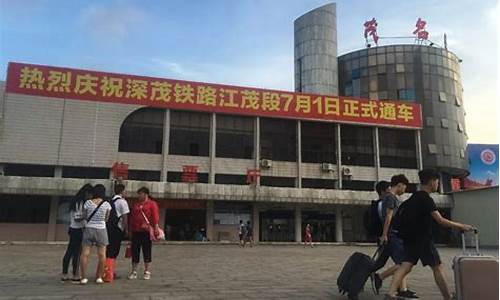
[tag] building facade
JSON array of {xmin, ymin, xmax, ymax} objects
[{"xmin": 0, "ymin": 4, "xmax": 458, "ymax": 242}]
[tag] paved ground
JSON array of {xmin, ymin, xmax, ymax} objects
[{"xmin": 0, "ymin": 244, "xmax": 497, "ymax": 300}]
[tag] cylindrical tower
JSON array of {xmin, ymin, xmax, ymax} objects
[
  {"xmin": 294, "ymin": 3, "xmax": 338, "ymax": 96},
  {"xmin": 338, "ymin": 45, "xmax": 468, "ymax": 189}
]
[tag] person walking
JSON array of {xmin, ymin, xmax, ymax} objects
[
  {"xmin": 244, "ymin": 221, "xmax": 254, "ymax": 247},
  {"xmin": 79, "ymin": 184, "xmax": 112, "ymax": 285},
  {"xmin": 61, "ymin": 184, "xmax": 93, "ymax": 283},
  {"xmin": 238, "ymin": 220, "xmax": 245, "ymax": 247},
  {"xmin": 304, "ymin": 224, "xmax": 313, "ymax": 248},
  {"xmin": 127, "ymin": 187, "xmax": 160, "ymax": 280},
  {"xmin": 371, "ymin": 175, "xmax": 418, "ymax": 298},
  {"xmin": 384, "ymin": 169, "xmax": 474, "ymax": 300},
  {"xmin": 105, "ymin": 183, "xmax": 130, "ymax": 280}
]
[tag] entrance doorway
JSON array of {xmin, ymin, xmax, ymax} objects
[
  {"xmin": 164, "ymin": 209, "xmax": 206, "ymax": 241},
  {"xmin": 259, "ymin": 210, "xmax": 294, "ymax": 242},
  {"xmin": 302, "ymin": 211, "xmax": 336, "ymax": 242}
]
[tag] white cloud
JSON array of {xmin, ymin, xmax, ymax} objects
[{"xmin": 79, "ymin": 3, "xmax": 146, "ymax": 44}]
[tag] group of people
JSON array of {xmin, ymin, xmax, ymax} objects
[
  {"xmin": 238, "ymin": 220, "xmax": 254, "ymax": 247},
  {"xmin": 369, "ymin": 169, "xmax": 474, "ymax": 300},
  {"xmin": 61, "ymin": 183, "xmax": 161, "ymax": 284}
]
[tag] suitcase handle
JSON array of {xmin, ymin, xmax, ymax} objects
[{"xmin": 461, "ymin": 228, "xmax": 479, "ymax": 255}]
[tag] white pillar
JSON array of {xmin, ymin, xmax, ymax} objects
[
  {"xmin": 254, "ymin": 117, "xmax": 261, "ymax": 186},
  {"xmin": 335, "ymin": 205, "xmax": 343, "ymax": 242},
  {"xmin": 374, "ymin": 127, "xmax": 380, "ymax": 181},
  {"xmin": 294, "ymin": 206, "xmax": 302, "ymax": 242},
  {"xmin": 46, "ymin": 196, "xmax": 59, "ymax": 241},
  {"xmin": 252, "ymin": 203, "xmax": 259, "ymax": 242},
  {"xmin": 336, "ymin": 124, "xmax": 342, "ymax": 189},
  {"xmin": 416, "ymin": 130, "xmax": 423, "ymax": 170},
  {"xmin": 161, "ymin": 110, "xmax": 170, "ymax": 181},
  {"xmin": 206, "ymin": 200, "xmax": 214, "ymax": 241},
  {"xmin": 209, "ymin": 113, "xmax": 216, "ymax": 184},
  {"xmin": 297, "ymin": 120, "xmax": 302, "ymax": 188}
]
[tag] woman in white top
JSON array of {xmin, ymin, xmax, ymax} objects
[
  {"xmin": 79, "ymin": 184, "xmax": 112, "ymax": 284},
  {"xmin": 61, "ymin": 184, "xmax": 93, "ymax": 282}
]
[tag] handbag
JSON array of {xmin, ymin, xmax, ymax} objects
[
  {"xmin": 124, "ymin": 245, "xmax": 132, "ymax": 258},
  {"xmin": 139, "ymin": 206, "xmax": 165, "ymax": 241}
]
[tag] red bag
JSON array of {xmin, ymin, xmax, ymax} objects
[
  {"xmin": 103, "ymin": 258, "xmax": 115, "ymax": 283},
  {"xmin": 125, "ymin": 245, "xmax": 132, "ymax": 258}
]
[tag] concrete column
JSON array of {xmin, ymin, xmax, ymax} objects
[
  {"xmin": 252, "ymin": 203, "xmax": 259, "ymax": 242},
  {"xmin": 374, "ymin": 127, "xmax": 381, "ymax": 181},
  {"xmin": 209, "ymin": 113, "xmax": 216, "ymax": 184},
  {"xmin": 416, "ymin": 130, "xmax": 423, "ymax": 170},
  {"xmin": 46, "ymin": 196, "xmax": 59, "ymax": 241},
  {"xmin": 159, "ymin": 208, "xmax": 166, "ymax": 230},
  {"xmin": 161, "ymin": 109, "xmax": 171, "ymax": 182},
  {"xmin": 206, "ymin": 200, "xmax": 214, "ymax": 242},
  {"xmin": 294, "ymin": 206, "xmax": 302, "ymax": 242},
  {"xmin": 335, "ymin": 205, "xmax": 343, "ymax": 242},
  {"xmin": 335, "ymin": 124, "xmax": 342, "ymax": 189},
  {"xmin": 254, "ymin": 117, "xmax": 261, "ymax": 186},
  {"xmin": 297, "ymin": 120, "xmax": 302, "ymax": 188},
  {"xmin": 47, "ymin": 167, "xmax": 63, "ymax": 241}
]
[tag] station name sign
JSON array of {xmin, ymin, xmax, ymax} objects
[{"xmin": 6, "ymin": 62, "xmax": 422, "ymax": 128}]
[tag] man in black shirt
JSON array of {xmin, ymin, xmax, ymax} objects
[{"xmin": 384, "ymin": 169, "xmax": 474, "ymax": 300}]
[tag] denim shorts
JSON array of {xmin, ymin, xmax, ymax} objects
[
  {"xmin": 82, "ymin": 227, "xmax": 108, "ymax": 247},
  {"xmin": 387, "ymin": 233, "xmax": 405, "ymax": 265}
]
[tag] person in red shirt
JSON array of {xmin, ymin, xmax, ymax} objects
[{"xmin": 127, "ymin": 187, "xmax": 160, "ymax": 280}]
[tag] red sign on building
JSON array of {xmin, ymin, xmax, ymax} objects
[
  {"xmin": 181, "ymin": 165, "xmax": 199, "ymax": 183},
  {"xmin": 6, "ymin": 62, "xmax": 423, "ymax": 129},
  {"xmin": 364, "ymin": 18, "xmax": 379, "ymax": 46},
  {"xmin": 413, "ymin": 18, "xmax": 429, "ymax": 41},
  {"xmin": 111, "ymin": 162, "xmax": 129, "ymax": 180}
]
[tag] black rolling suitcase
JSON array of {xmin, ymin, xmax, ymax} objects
[{"xmin": 337, "ymin": 247, "xmax": 381, "ymax": 300}]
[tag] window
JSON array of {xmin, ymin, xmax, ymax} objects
[
  {"xmin": 302, "ymin": 178, "xmax": 336, "ymax": 189},
  {"xmin": 426, "ymin": 117, "xmax": 435, "ymax": 126},
  {"xmin": 119, "ymin": 108, "xmax": 164, "ymax": 154},
  {"xmin": 441, "ymin": 119, "xmax": 449, "ymax": 128},
  {"xmin": 62, "ymin": 167, "xmax": 109, "ymax": 179},
  {"xmin": 460, "ymin": 149, "xmax": 465, "ymax": 158},
  {"xmin": 301, "ymin": 121, "xmax": 336, "ymax": 163},
  {"xmin": 0, "ymin": 195, "xmax": 51, "ymax": 223},
  {"xmin": 379, "ymin": 128, "xmax": 417, "ymax": 169},
  {"xmin": 260, "ymin": 118, "xmax": 296, "ymax": 162},
  {"xmin": 455, "ymin": 96, "xmax": 462, "ymax": 106},
  {"xmin": 215, "ymin": 174, "xmax": 247, "ymax": 185},
  {"xmin": 344, "ymin": 82, "xmax": 353, "ymax": 96},
  {"xmin": 439, "ymin": 92, "xmax": 447, "ymax": 102},
  {"xmin": 169, "ymin": 111, "xmax": 210, "ymax": 156},
  {"xmin": 377, "ymin": 74, "xmax": 387, "ymax": 90},
  {"xmin": 167, "ymin": 172, "xmax": 209, "ymax": 183},
  {"xmin": 128, "ymin": 170, "xmax": 161, "ymax": 181},
  {"xmin": 4, "ymin": 164, "xmax": 54, "ymax": 177},
  {"xmin": 397, "ymin": 89, "xmax": 416, "ymax": 101},
  {"xmin": 342, "ymin": 180, "xmax": 375, "ymax": 191},
  {"xmin": 428, "ymin": 144, "xmax": 438, "ymax": 154},
  {"xmin": 341, "ymin": 125, "xmax": 374, "ymax": 166},
  {"xmin": 260, "ymin": 176, "xmax": 296, "ymax": 187},
  {"xmin": 457, "ymin": 123, "xmax": 464, "ymax": 132},
  {"xmin": 443, "ymin": 146, "xmax": 452, "ymax": 156},
  {"xmin": 352, "ymin": 68, "xmax": 361, "ymax": 79},
  {"xmin": 216, "ymin": 115, "xmax": 253, "ymax": 159},
  {"xmin": 396, "ymin": 64, "xmax": 405, "ymax": 73}
]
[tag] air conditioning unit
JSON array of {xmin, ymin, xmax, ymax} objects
[
  {"xmin": 342, "ymin": 167, "xmax": 352, "ymax": 176},
  {"xmin": 260, "ymin": 159, "xmax": 273, "ymax": 169},
  {"xmin": 321, "ymin": 163, "xmax": 335, "ymax": 172}
]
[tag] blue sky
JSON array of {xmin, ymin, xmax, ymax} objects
[{"xmin": 0, "ymin": 0, "xmax": 498, "ymax": 143}]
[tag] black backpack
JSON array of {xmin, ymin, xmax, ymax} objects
[
  {"xmin": 363, "ymin": 199, "xmax": 383, "ymax": 238},
  {"xmin": 106, "ymin": 196, "xmax": 121, "ymax": 229},
  {"xmin": 391, "ymin": 194, "xmax": 417, "ymax": 240}
]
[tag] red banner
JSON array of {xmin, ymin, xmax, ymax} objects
[{"xmin": 5, "ymin": 62, "xmax": 422, "ymax": 128}]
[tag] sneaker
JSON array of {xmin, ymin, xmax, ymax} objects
[
  {"xmin": 60, "ymin": 275, "xmax": 69, "ymax": 282},
  {"xmin": 95, "ymin": 278, "xmax": 104, "ymax": 284},
  {"xmin": 127, "ymin": 271, "xmax": 138, "ymax": 280},
  {"xmin": 397, "ymin": 289, "xmax": 419, "ymax": 299},
  {"xmin": 80, "ymin": 278, "xmax": 88, "ymax": 285},
  {"xmin": 143, "ymin": 271, "xmax": 151, "ymax": 280},
  {"xmin": 71, "ymin": 278, "xmax": 81, "ymax": 284}
]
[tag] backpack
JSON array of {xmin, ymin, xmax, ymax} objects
[
  {"xmin": 391, "ymin": 194, "xmax": 417, "ymax": 240},
  {"xmin": 106, "ymin": 196, "xmax": 122, "ymax": 229},
  {"xmin": 363, "ymin": 199, "xmax": 383, "ymax": 238}
]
